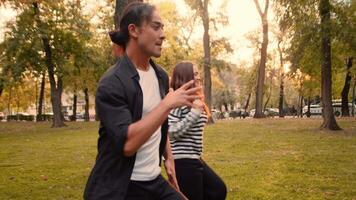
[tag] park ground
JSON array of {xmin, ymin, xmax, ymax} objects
[{"xmin": 0, "ymin": 118, "xmax": 355, "ymax": 200}]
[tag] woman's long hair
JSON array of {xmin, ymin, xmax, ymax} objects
[{"xmin": 170, "ymin": 61, "xmax": 211, "ymax": 118}]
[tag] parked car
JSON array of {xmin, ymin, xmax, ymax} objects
[
  {"xmin": 7, "ymin": 112, "xmax": 34, "ymax": 121},
  {"xmin": 76, "ymin": 112, "xmax": 85, "ymax": 119},
  {"xmin": 222, "ymin": 111, "xmax": 230, "ymax": 119},
  {"xmin": 212, "ymin": 109, "xmax": 225, "ymax": 120},
  {"xmin": 0, "ymin": 112, "xmax": 4, "ymax": 121},
  {"xmin": 249, "ymin": 109, "xmax": 256, "ymax": 117},
  {"xmin": 264, "ymin": 108, "xmax": 279, "ymax": 117},
  {"xmin": 38, "ymin": 113, "xmax": 54, "ymax": 121},
  {"xmin": 332, "ymin": 102, "xmax": 356, "ymax": 117},
  {"xmin": 249, "ymin": 108, "xmax": 278, "ymax": 117},
  {"xmin": 302, "ymin": 103, "xmax": 356, "ymax": 117},
  {"xmin": 303, "ymin": 104, "xmax": 322, "ymax": 117},
  {"xmin": 229, "ymin": 109, "xmax": 249, "ymax": 119}
]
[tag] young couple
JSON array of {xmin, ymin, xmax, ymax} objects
[{"xmin": 84, "ymin": 2, "xmax": 226, "ymax": 200}]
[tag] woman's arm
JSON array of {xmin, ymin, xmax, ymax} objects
[{"xmin": 168, "ymin": 106, "xmax": 202, "ymax": 140}]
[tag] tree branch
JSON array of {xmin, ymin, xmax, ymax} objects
[
  {"xmin": 264, "ymin": 0, "xmax": 269, "ymax": 16},
  {"xmin": 253, "ymin": 0, "xmax": 263, "ymax": 17}
]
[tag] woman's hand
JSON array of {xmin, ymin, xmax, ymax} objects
[{"xmin": 192, "ymin": 99, "xmax": 204, "ymax": 111}]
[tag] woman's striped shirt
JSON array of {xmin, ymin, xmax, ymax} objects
[{"xmin": 168, "ymin": 106, "xmax": 208, "ymax": 159}]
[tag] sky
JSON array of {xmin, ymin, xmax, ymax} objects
[
  {"xmin": 156, "ymin": 0, "xmax": 277, "ymax": 65},
  {"xmin": 0, "ymin": 5, "xmax": 17, "ymax": 38},
  {"xmin": 0, "ymin": 0, "xmax": 277, "ymax": 65}
]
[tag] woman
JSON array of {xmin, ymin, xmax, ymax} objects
[{"xmin": 168, "ymin": 61, "xmax": 227, "ymax": 200}]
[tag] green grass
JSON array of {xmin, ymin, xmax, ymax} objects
[{"xmin": 0, "ymin": 118, "xmax": 355, "ymax": 200}]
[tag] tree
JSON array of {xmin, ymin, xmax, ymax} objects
[
  {"xmin": 1, "ymin": 0, "xmax": 94, "ymax": 127},
  {"xmin": 277, "ymin": 39, "xmax": 285, "ymax": 117},
  {"xmin": 184, "ymin": 0, "xmax": 213, "ymax": 111},
  {"xmin": 273, "ymin": 20, "xmax": 289, "ymax": 117},
  {"xmin": 184, "ymin": 0, "xmax": 232, "ymax": 117},
  {"xmin": 333, "ymin": 1, "xmax": 355, "ymax": 117},
  {"xmin": 319, "ymin": 0, "xmax": 341, "ymax": 130},
  {"xmin": 273, "ymin": 0, "xmax": 353, "ymax": 130},
  {"xmin": 0, "ymin": 77, "xmax": 4, "ymax": 97},
  {"xmin": 0, "ymin": 74, "xmax": 36, "ymax": 116},
  {"xmin": 352, "ymin": 77, "xmax": 356, "ymax": 116},
  {"xmin": 62, "ymin": 1, "xmax": 96, "ymax": 122},
  {"xmin": 240, "ymin": 30, "xmax": 263, "ymax": 111},
  {"xmin": 0, "ymin": 5, "xmax": 47, "ymax": 120},
  {"xmin": 37, "ymin": 71, "xmax": 46, "ymax": 121},
  {"xmin": 212, "ymin": 69, "xmax": 237, "ymax": 111},
  {"xmin": 341, "ymin": 57, "xmax": 353, "ymax": 116},
  {"xmin": 154, "ymin": 2, "xmax": 194, "ymax": 73},
  {"xmin": 253, "ymin": 0, "xmax": 270, "ymax": 118},
  {"xmin": 32, "ymin": 2, "xmax": 66, "ymax": 127},
  {"xmin": 114, "ymin": 0, "xmax": 143, "ymax": 29},
  {"xmin": 263, "ymin": 67, "xmax": 278, "ymax": 111}
]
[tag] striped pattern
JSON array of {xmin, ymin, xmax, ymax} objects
[{"xmin": 168, "ymin": 106, "xmax": 208, "ymax": 159}]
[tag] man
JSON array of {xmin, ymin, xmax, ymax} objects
[{"xmin": 84, "ymin": 2, "xmax": 199, "ymax": 200}]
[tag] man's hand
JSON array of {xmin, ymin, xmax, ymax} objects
[
  {"xmin": 164, "ymin": 159, "xmax": 189, "ymax": 200},
  {"xmin": 163, "ymin": 80, "xmax": 202, "ymax": 109},
  {"xmin": 164, "ymin": 158, "xmax": 180, "ymax": 191},
  {"xmin": 163, "ymin": 137, "xmax": 189, "ymax": 200}
]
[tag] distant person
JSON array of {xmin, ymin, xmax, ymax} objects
[
  {"xmin": 291, "ymin": 105, "xmax": 297, "ymax": 118},
  {"xmin": 84, "ymin": 3, "xmax": 200, "ymax": 200},
  {"xmin": 168, "ymin": 61, "xmax": 227, "ymax": 200}
]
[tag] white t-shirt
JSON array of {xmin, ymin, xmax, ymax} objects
[{"xmin": 130, "ymin": 65, "xmax": 162, "ymax": 181}]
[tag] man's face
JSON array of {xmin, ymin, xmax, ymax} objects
[
  {"xmin": 193, "ymin": 65, "xmax": 202, "ymax": 86},
  {"xmin": 136, "ymin": 10, "xmax": 165, "ymax": 58}
]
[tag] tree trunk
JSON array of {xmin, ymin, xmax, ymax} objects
[
  {"xmin": 263, "ymin": 94, "xmax": 270, "ymax": 112},
  {"xmin": 0, "ymin": 77, "xmax": 4, "ymax": 97},
  {"xmin": 72, "ymin": 91, "xmax": 77, "ymax": 121},
  {"xmin": 319, "ymin": 0, "xmax": 341, "ymax": 130},
  {"xmin": 253, "ymin": 0, "xmax": 269, "ymax": 118},
  {"xmin": 352, "ymin": 79, "xmax": 355, "ymax": 117},
  {"xmin": 244, "ymin": 93, "xmax": 251, "ymax": 110},
  {"xmin": 114, "ymin": 0, "xmax": 126, "ymax": 29},
  {"xmin": 341, "ymin": 57, "xmax": 352, "ymax": 117},
  {"xmin": 115, "ymin": 0, "xmax": 143, "ymax": 29},
  {"xmin": 278, "ymin": 41, "xmax": 285, "ymax": 117},
  {"xmin": 16, "ymin": 95, "xmax": 20, "ymax": 118},
  {"xmin": 33, "ymin": 2, "xmax": 65, "ymax": 128},
  {"xmin": 7, "ymin": 86, "xmax": 12, "ymax": 115},
  {"xmin": 264, "ymin": 75, "xmax": 273, "ymax": 111},
  {"xmin": 37, "ymin": 71, "xmax": 45, "ymax": 121},
  {"xmin": 84, "ymin": 87, "xmax": 90, "ymax": 122},
  {"xmin": 47, "ymin": 71, "xmax": 65, "ymax": 127},
  {"xmin": 307, "ymin": 96, "xmax": 311, "ymax": 118},
  {"xmin": 299, "ymin": 95, "xmax": 304, "ymax": 118},
  {"xmin": 223, "ymin": 103, "xmax": 228, "ymax": 112},
  {"xmin": 278, "ymin": 76, "xmax": 284, "ymax": 117},
  {"xmin": 202, "ymin": 0, "xmax": 212, "ymax": 114}
]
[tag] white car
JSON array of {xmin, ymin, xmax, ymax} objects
[
  {"xmin": 303, "ymin": 104, "xmax": 322, "ymax": 116},
  {"xmin": 332, "ymin": 102, "xmax": 356, "ymax": 117},
  {"xmin": 249, "ymin": 109, "xmax": 256, "ymax": 117},
  {"xmin": 0, "ymin": 112, "xmax": 5, "ymax": 121}
]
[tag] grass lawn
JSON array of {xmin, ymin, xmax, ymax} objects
[{"xmin": 0, "ymin": 118, "xmax": 355, "ymax": 200}]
